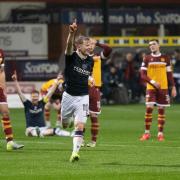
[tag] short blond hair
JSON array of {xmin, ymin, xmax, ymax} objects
[{"xmin": 75, "ymin": 36, "xmax": 90, "ymax": 45}]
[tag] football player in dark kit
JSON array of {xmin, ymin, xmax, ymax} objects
[
  {"xmin": 61, "ymin": 19, "xmax": 94, "ymax": 162},
  {"xmin": 12, "ymin": 72, "xmax": 70, "ymax": 137}
]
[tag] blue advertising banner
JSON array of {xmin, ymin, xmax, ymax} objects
[
  {"xmin": 61, "ymin": 9, "xmax": 180, "ymax": 25},
  {"xmin": 5, "ymin": 60, "xmax": 60, "ymax": 81},
  {"xmin": 12, "ymin": 8, "xmax": 180, "ymax": 25}
]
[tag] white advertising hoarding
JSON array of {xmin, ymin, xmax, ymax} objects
[
  {"xmin": 6, "ymin": 81, "xmax": 44, "ymax": 108},
  {"xmin": 0, "ymin": 24, "xmax": 48, "ymax": 59},
  {"xmin": 0, "ymin": 2, "xmax": 46, "ymax": 21}
]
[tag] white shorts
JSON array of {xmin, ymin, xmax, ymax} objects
[{"xmin": 61, "ymin": 91, "xmax": 89, "ymax": 124}]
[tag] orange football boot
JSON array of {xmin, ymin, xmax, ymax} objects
[
  {"xmin": 140, "ymin": 133, "xmax": 151, "ymax": 141},
  {"xmin": 157, "ymin": 134, "xmax": 165, "ymax": 141}
]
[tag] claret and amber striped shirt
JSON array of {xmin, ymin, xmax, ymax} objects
[{"xmin": 141, "ymin": 53, "xmax": 175, "ymax": 90}]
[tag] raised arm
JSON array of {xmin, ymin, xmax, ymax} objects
[
  {"xmin": 89, "ymin": 38, "xmax": 112, "ymax": 59},
  {"xmin": 43, "ymin": 74, "xmax": 63, "ymax": 103},
  {"xmin": 96, "ymin": 42, "xmax": 112, "ymax": 59},
  {"xmin": 0, "ymin": 49, "xmax": 5, "ymax": 73},
  {"xmin": 65, "ymin": 19, "xmax": 77, "ymax": 55},
  {"xmin": 12, "ymin": 71, "xmax": 27, "ymax": 102}
]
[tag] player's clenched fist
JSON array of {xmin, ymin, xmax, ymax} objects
[
  {"xmin": 69, "ymin": 19, "xmax": 77, "ymax": 33},
  {"xmin": 12, "ymin": 71, "xmax": 17, "ymax": 81}
]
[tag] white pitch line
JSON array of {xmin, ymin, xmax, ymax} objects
[
  {"xmin": 100, "ymin": 143, "xmax": 180, "ymax": 149},
  {"xmin": 18, "ymin": 140, "xmax": 180, "ymax": 149}
]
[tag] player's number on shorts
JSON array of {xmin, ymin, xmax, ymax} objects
[
  {"xmin": 83, "ymin": 104, "xmax": 89, "ymax": 116},
  {"xmin": 83, "ymin": 104, "xmax": 88, "ymax": 111}
]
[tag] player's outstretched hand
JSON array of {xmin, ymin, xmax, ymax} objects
[
  {"xmin": 69, "ymin": 19, "xmax": 77, "ymax": 33},
  {"xmin": 12, "ymin": 71, "xmax": 17, "ymax": 81}
]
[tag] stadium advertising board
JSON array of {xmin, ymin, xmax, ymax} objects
[
  {"xmin": 94, "ymin": 36, "xmax": 180, "ymax": 47},
  {"xmin": 11, "ymin": 10, "xmax": 57, "ymax": 23},
  {"xmin": 6, "ymin": 82, "xmax": 43, "ymax": 108},
  {"xmin": 6, "ymin": 82, "xmax": 35, "ymax": 94},
  {"xmin": 0, "ymin": 24, "xmax": 48, "ymax": 59},
  {"xmin": 12, "ymin": 9, "xmax": 180, "ymax": 25},
  {"xmin": 61, "ymin": 9, "xmax": 180, "ymax": 25},
  {"xmin": 5, "ymin": 60, "xmax": 60, "ymax": 81}
]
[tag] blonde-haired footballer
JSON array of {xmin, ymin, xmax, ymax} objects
[
  {"xmin": 61, "ymin": 20, "xmax": 94, "ymax": 162},
  {"xmin": 140, "ymin": 39, "xmax": 176, "ymax": 141}
]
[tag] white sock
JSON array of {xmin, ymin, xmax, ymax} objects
[
  {"xmin": 73, "ymin": 136, "xmax": 83, "ymax": 153},
  {"xmin": 55, "ymin": 128, "xmax": 70, "ymax": 136},
  {"xmin": 46, "ymin": 121, "xmax": 51, "ymax": 128},
  {"xmin": 31, "ymin": 128, "xmax": 38, "ymax": 136},
  {"xmin": 158, "ymin": 132, "xmax": 163, "ymax": 136},
  {"xmin": 56, "ymin": 120, "xmax": 61, "ymax": 127},
  {"xmin": 145, "ymin": 130, "xmax": 150, "ymax": 134},
  {"xmin": 7, "ymin": 140, "xmax": 13, "ymax": 145}
]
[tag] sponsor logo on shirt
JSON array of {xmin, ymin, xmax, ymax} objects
[
  {"xmin": 74, "ymin": 66, "xmax": 90, "ymax": 76},
  {"xmin": 29, "ymin": 108, "xmax": 43, "ymax": 114}
]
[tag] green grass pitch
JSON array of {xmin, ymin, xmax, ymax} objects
[{"xmin": 0, "ymin": 104, "xmax": 180, "ymax": 180}]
